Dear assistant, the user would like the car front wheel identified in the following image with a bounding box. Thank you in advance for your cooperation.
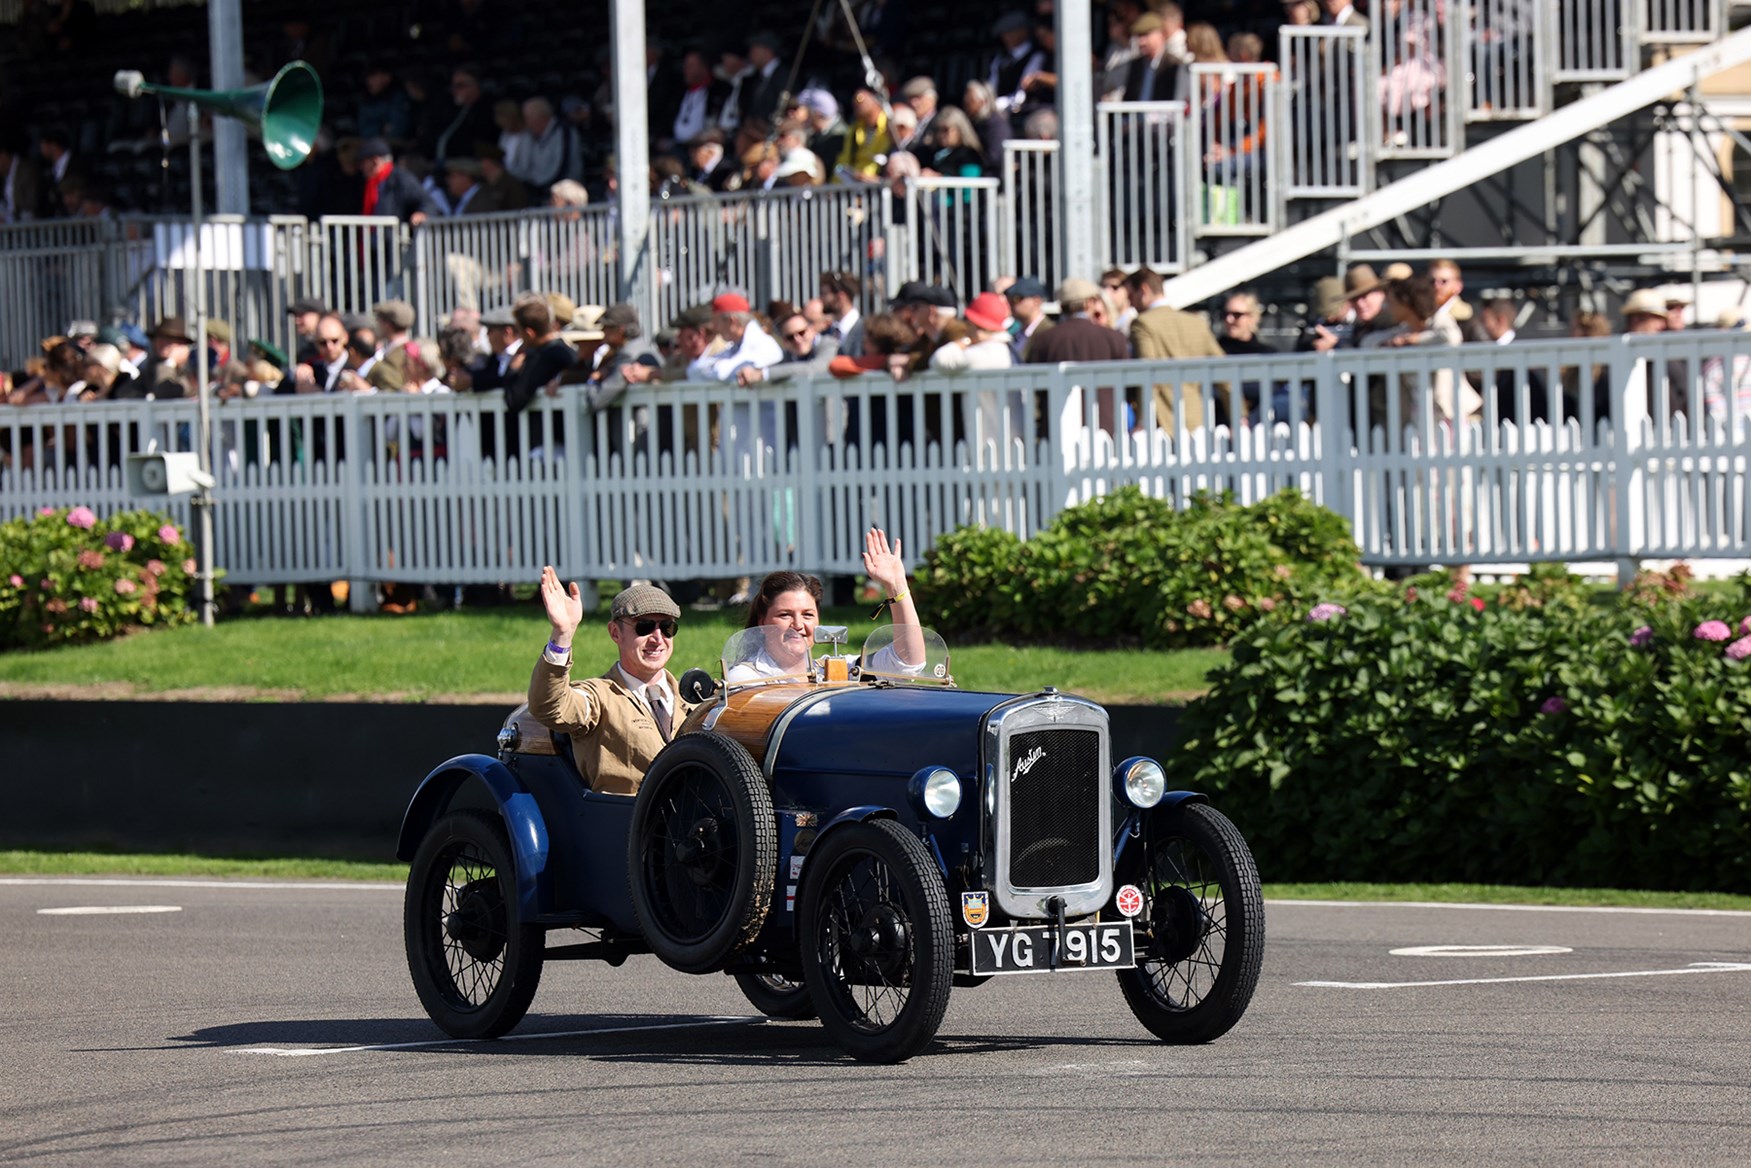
[404,810,544,1039]
[799,819,952,1064]
[1116,802,1264,1044]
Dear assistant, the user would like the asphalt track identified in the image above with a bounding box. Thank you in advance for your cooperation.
[3,879,1748,1166]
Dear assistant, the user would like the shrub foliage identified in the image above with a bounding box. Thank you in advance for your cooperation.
[1172,578,1751,893]
[0,506,197,649]
[916,487,1379,648]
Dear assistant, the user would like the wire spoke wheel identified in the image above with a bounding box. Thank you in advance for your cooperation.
[629,733,776,974]
[732,970,818,1019]
[1116,802,1264,1044]
[405,811,543,1039]
[800,819,951,1063]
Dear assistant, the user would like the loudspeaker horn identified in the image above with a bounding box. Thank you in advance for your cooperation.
[114,60,324,170]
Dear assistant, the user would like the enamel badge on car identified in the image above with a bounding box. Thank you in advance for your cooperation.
[961,891,989,928]
[1115,885,1145,918]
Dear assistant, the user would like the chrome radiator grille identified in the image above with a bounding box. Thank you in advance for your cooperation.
[1005,727,1103,887]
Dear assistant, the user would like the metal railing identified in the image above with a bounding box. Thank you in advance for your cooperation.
[1188,63,1280,237]
[1642,0,1727,44]
[1097,101,1190,274]
[1555,0,1636,82]
[1464,0,1547,121]
[892,177,1002,304]
[1278,26,1372,199]
[999,140,1062,289]
[1375,0,1464,158]
[5,332,1746,586]
[0,219,107,369]
[412,204,620,326]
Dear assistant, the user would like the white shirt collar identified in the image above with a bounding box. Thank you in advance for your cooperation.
[615,663,671,709]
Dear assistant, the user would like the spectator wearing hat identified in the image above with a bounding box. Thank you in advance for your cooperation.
[529,577,695,794]
[431,65,499,171]
[899,77,941,149]
[1361,275,1470,427]
[357,63,415,147]
[369,300,417,392]
[288,296,326,366]
[819,271,866,358]
[435,157,486,216]
[504,292,578,459]
[741,33,788,130]
[475,148,527,212]
[663,303,728,385]
[144,316,197,398]
[1122,266,1224,432]
[687,128,733,190]
[988,12,1048,117]
[1005,275,1053,361]
[934,291,1022,452]
[701,292,784,382]
[1028,278,1129,365]
[772,127,824,186]
[515,98,584,192]
[1122,9,1192,103]
[836,88,894,182]
[358,139,438,226]
[576,303,659,408]
[1475,297,1550,423]
[469,305,524,396]
[796,88,848,167]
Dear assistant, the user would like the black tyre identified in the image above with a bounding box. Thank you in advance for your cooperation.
[1116,802,1265,1044]
[629,732,778,974]
[404,810,545,1039]
[732,971,818,1019]
[799,819,953,1064]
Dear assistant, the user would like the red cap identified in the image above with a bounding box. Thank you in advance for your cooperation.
[710,292,751,314]
[964,291,1012,332]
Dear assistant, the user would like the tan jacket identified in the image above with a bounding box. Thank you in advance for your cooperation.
[1131,304,1224,432]
[527,658,696,795]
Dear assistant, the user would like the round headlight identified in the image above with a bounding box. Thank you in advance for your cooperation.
[910,766,963,819]
[1118,757,1167,809]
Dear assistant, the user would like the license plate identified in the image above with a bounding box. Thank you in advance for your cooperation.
[969,921,1135,975]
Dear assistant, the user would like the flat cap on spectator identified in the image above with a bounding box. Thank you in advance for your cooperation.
[66,319,98,338]
[1622,288,1666,319]
[288,295,326,316]
[482,306,516,327]
[899,77,936,100]
[97,325,129,348]
[686,127,726,148]
[121,322,149,350]
[357,137,392,159]
[748,31,782,52]
[711,292,752,314]
[1312,277,1346,320]
[1131,12,1164,34]
[1056,277,1102,306]
[600,302,642,338]
[993,11,1032,35]
[248,338,288,369]
[373,299,416,330]
[917,284,958,310]
[1381,261,1414,281]
[1343,264,1385,297]
[1006,275,1048,301]
[674,303,716,330]
[889,280,929,307]
[965,291,1012,332]
[149,315,195,343]
[445,156,481,176]
[1716,306,1747,330]
[610,583,681,622]
[795,88,839,120]
[547,293,578,325]
[205,318,232,343]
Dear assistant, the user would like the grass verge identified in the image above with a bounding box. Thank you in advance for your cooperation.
[4,852,1747,908]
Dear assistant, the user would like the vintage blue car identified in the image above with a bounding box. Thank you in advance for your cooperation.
[398,625,1265,1063]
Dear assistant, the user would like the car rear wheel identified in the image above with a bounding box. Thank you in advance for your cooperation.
[1116,802,1264,1044]
[799,819,952,1064]
[405,810,544,1039]
[628,732,778,974]
[732,971,818,1019]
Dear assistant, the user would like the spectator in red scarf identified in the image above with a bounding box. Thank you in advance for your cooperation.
[357,138,438,225]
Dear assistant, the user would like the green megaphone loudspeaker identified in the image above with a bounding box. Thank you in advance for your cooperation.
[114,61,324,170]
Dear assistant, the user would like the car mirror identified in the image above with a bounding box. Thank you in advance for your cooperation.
[814,625,848,648]
[678,668,719,704]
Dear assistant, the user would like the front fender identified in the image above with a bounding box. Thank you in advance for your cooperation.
[398,753,552,918]
[1111,790,1210,872]
[795,804,903,890]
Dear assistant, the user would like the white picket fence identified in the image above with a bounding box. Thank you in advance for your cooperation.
[4,333,1748,589]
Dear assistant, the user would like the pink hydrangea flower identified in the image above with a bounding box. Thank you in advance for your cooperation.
[1540,696,1567,714]
[39,578,53,591]
[145,560,166,577]
[78,597,98,613]
[158,524,181,545]
[1741,616,1751,635]
[1694,620,1732,642]
[182,558,197,575]
[104,531,136,553]
[1470,597,1485,612]
[114,578,137,595]
[6,574,21,588]
[45,598,68,615]
[1727,636,1751,662]
[37,507,55,517]
[66,506,97,529]
[1308,602,1347,622]
[1446,586,1468,604]
[1186,599,1214,619]
[77,550,106,570]
[1629,626,1654,649]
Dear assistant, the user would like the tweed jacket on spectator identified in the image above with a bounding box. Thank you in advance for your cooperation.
[527,658,696,795]
[1130,303,1224,431]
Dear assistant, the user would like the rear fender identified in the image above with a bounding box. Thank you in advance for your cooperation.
[1111,790,1209,872]
[397,753,551,917]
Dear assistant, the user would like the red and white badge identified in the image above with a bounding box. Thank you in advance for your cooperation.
[1115,884,1145,918]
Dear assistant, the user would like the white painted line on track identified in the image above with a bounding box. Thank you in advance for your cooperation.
[1390,944,1572,957]
[1,878,398,891]
[230,1015,764,1057]
[37,905,183,915]
[1297,961,1751,990]
[1267,898,1751,918]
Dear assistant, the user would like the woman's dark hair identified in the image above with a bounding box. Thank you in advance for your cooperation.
[744,571,824,627]
[1389,275,1438,322]
[862,312,917,355]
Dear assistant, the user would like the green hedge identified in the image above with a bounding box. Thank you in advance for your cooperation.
[0,506,197,649]
[915,487,1381,648]
[1171,575,1751,892]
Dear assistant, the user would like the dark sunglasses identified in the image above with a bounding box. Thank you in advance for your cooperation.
[782,328,809,339]
[625,617,677,637]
